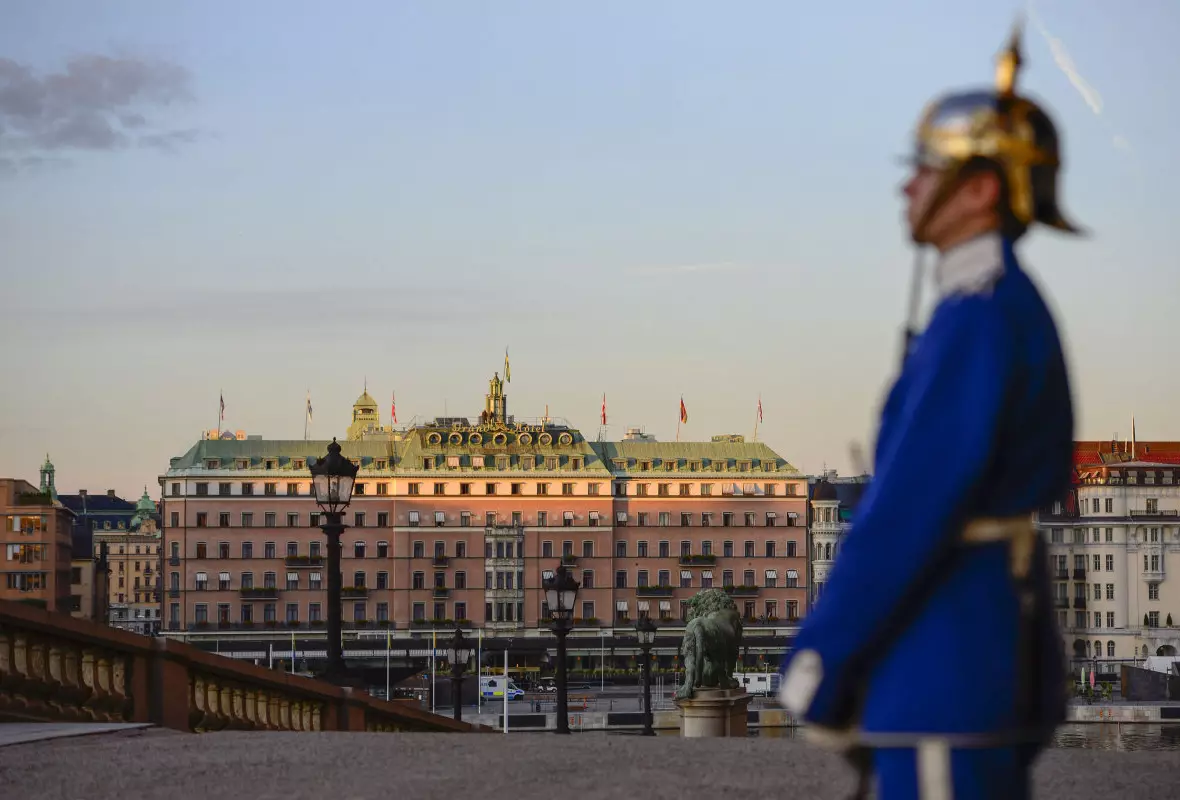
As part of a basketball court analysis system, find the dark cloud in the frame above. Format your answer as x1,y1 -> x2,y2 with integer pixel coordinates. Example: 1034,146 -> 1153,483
0,53 -> 201,171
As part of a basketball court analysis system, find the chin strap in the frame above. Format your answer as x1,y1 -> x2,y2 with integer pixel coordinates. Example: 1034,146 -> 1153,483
899,248 -> 926,370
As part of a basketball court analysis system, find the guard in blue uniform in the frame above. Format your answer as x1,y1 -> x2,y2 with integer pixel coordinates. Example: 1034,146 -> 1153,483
780,24 -> 1080,800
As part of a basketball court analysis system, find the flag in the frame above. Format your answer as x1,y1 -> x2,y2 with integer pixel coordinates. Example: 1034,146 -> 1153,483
391,392 -> 397,425
504,348 -> 511,382
757,395 -> 763,423
601,393 -> 607,426
680,396 -> 688,423
306,391 -> 313,422
219,391 -> 225,421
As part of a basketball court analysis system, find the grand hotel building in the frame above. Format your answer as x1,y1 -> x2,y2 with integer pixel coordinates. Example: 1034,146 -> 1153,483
159,374 -> 809,651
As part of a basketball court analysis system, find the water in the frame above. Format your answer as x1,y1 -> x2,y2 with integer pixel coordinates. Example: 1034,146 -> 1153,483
1052,723 -> 1180,751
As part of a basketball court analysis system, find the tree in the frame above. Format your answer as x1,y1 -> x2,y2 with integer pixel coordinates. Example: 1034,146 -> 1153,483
1144,613 -> 1150,627
1168,614 -> 1174,627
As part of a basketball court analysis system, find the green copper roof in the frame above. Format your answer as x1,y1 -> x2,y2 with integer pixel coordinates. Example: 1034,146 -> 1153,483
590,440 -> 798,474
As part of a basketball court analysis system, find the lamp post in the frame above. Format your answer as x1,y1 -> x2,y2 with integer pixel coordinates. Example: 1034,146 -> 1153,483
635,616 -> 657,736
308,438 -> 358,683
542,564 -> 579,734
447,627 -> 473,723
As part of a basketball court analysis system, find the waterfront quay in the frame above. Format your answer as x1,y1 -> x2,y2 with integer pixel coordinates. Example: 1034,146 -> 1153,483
2,727 -> 1178,799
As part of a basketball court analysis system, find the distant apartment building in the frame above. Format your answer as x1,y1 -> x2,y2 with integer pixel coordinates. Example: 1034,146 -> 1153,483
1038,440 -> 1180,669
159,373 -> 809,642
1,468 -> 74,612
60,486 -> 162,633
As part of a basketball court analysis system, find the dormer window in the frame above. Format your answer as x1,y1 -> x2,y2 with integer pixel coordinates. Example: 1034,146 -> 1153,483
422,457 -> 433,470
204,459 -> 220,469
376,460 -> 387,470
571,457 -> 583,470
641,460 -> 653,471
265,459 -> 277,470
664,460 -> 675,471
1127,471 -> 1138,485
496,456 -> 508,470
293,459 -> 305,470
236,459 -> 249,470
446,456 -> 461,469
1145,472 -> 1156,485
546,457 -> 558,470
713,462 -> 724,472
614,459 -> 627,470
689,461 -> 701,472
739,461 -> 751,472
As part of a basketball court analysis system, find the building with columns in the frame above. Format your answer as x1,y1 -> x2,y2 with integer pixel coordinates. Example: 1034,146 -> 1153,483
1038,440 -> 1180,672
158,373 -> 809,663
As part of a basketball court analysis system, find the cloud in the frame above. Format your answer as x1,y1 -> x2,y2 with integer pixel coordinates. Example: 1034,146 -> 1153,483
0,53 -> 201,172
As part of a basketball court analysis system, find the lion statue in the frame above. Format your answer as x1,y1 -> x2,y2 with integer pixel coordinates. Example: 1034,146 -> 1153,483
675,589 -> 743,699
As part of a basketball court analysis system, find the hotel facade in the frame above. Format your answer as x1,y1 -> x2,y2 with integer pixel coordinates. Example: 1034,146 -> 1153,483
159,374 -> 809,658
1038,440 -> 1180,671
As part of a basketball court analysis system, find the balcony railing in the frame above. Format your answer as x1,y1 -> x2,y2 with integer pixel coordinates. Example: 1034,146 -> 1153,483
1053,570 -> 1069,580
635,585 -> 675,597
1130,508 -> 1179,519
0,598 -> 483,733
560,554 -> 578,566
431,555 -> 449,567
240,587 -> 278,599
679,554 -> 716,566
1054,597 -> 1070,609
285,555 -> 324,568
1073,568 -> 1086,580
341,586 -> 369,599
1073,597 -> 1087,609
724,585 -> 760,597
431,587 -> 450,599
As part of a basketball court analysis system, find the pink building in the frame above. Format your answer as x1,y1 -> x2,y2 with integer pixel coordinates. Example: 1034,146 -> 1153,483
160,375 -> 808,666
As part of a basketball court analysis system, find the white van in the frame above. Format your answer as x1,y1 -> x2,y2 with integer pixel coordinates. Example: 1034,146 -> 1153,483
480,675 -> 525,701
736,672 -> 780,697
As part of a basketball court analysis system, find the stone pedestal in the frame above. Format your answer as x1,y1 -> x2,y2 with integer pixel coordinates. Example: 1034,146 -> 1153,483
674,688 -> 752,738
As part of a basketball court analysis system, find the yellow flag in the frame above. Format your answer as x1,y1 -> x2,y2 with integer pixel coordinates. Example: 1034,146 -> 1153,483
504,348 -> 511,382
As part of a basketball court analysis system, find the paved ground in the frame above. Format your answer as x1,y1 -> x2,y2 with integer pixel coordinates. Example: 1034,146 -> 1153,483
2,728 -> 1178,799
0,723 -> 151,747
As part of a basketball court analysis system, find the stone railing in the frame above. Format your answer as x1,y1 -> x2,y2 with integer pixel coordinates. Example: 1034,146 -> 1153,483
0,599 -> 484,734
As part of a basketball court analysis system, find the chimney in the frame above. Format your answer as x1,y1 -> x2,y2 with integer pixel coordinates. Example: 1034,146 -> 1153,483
107,489 -> 116,498
79,489 -> 87,497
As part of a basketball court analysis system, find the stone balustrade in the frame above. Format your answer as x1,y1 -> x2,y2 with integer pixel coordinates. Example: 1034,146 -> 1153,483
0,599 -> 481,733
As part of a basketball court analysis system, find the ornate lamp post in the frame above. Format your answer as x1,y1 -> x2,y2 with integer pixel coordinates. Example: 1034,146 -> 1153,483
635,616 -> 657,736
542,564 -> 579,734
447,627 -> 473,722
308,438 -> 358,682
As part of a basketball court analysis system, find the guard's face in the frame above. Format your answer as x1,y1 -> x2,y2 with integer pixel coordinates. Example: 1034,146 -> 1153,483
902,164 -> 943,243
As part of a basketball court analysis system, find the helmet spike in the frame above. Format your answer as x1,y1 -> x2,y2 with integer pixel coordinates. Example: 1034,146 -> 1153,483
995,17 -> 1024,98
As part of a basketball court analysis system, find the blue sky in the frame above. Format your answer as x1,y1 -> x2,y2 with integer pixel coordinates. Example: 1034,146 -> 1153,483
1,0 -> 1176,498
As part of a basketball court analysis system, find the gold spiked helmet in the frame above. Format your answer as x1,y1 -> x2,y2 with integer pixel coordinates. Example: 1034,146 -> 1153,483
905,22 -> 1083,237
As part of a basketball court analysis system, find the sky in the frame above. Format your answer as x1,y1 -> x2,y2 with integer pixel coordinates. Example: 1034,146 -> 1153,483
1,0 -> 1177,499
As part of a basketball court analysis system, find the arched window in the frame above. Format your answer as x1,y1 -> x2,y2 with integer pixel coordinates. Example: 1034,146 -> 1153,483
1106,641 -> 1115,657
824,543 -> 832,560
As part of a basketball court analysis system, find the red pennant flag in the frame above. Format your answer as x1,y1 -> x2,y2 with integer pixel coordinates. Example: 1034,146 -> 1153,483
601,394 -> 607,425
757,395 -> 763,423
679,396 -> 688,424
391,392 -> 397,425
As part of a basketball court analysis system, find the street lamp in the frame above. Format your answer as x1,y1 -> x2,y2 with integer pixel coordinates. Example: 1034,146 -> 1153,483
542,564 -> 579,734
447,627 -> 473,723
635,616 -> 657,736
309,437 -> 358,682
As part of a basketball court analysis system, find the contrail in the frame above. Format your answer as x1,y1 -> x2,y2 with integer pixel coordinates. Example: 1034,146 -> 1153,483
1024,0 -> 1141,195
1026,2 -> 1103,115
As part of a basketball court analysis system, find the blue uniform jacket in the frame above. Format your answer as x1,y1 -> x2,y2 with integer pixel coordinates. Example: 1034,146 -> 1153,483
781,232 -> 1073,742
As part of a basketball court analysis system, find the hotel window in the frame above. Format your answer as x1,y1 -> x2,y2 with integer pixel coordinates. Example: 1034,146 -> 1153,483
658,570 -> 670,587
195,572 -> 208,590
408,483 -> 421,495
354,511 -> 366,528
286,572 -> 299,590
409,511 -> 420,527
658,541 -> 669,558
765,541 -> 777,558
765,570 -> 778,588
376,483 -> 388,495
587,483 -> 600,496
196,513 -> 208,528
287,483 -> 299,496
701,570 -> 713,589
241,483 -> 254,496
786,569 -> 799,588
218,512 -> 230,528
218,542 -> 230,559
680,570 -> 692,589
615,600 -> 629,622
434,511 -> 446,527
744,570 -> 755,586
218,572 -> 231,590
264,512 -> 276,527
241,512 -> 254,528
377,512 -> 389,527
564,511 -> 574,527
354,542 -> 366,558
